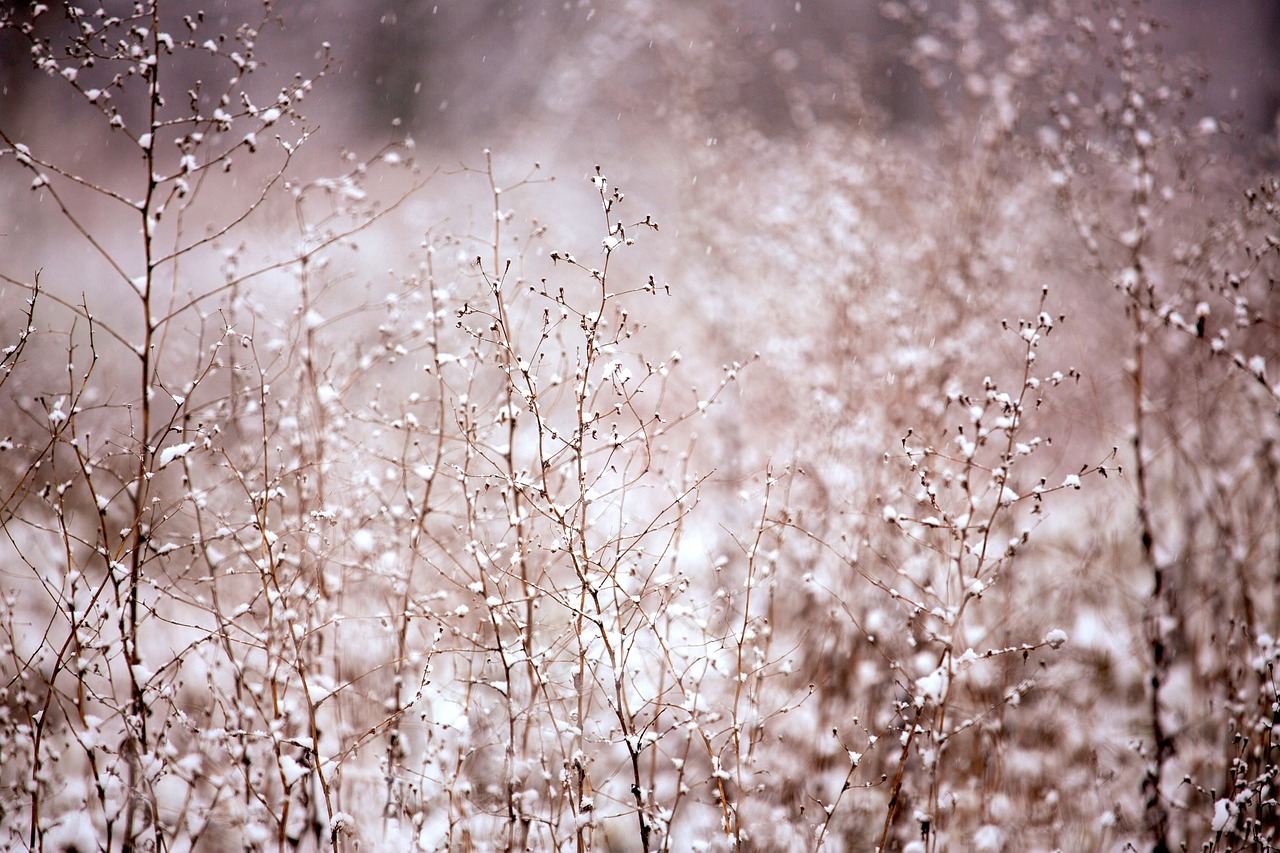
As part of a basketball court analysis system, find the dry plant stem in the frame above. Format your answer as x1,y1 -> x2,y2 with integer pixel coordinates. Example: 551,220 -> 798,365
875,291 -> 1074,852
5,13 -> 415,853
120,14 -> 163,849
25,362 -> 91,849
0,128 -> 134,289
878,697 -> 924,851
921,316 -> 1041,851
1128,217 -> 1172,853
232,350 -> 337,847
1042,13 -> 1184,844
0,275 -> 40,455
1116,31 -> 1171,852
483,152 -> 540,852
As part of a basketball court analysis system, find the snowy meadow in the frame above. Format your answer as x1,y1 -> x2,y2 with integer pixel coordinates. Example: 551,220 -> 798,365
1,2 -> 1278,851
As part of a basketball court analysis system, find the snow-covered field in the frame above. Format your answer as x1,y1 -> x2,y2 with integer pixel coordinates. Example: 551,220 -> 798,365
1,2 -> 1277,851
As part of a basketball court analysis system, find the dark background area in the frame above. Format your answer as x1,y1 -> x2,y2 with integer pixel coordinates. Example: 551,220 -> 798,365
3,0 -> 1277,154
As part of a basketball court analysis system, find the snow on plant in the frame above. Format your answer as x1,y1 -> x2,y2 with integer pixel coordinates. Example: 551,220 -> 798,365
1035,6 -> 1280,849
784,289 -> 1114,852
0,4 -> 763,845
0,2 -> 427,850
874,297 -> 1113,851
2,1 -> 1279,852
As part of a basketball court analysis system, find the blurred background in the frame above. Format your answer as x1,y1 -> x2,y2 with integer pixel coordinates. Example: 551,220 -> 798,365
3,1 -> 1277,174
5,0 -> 1277,462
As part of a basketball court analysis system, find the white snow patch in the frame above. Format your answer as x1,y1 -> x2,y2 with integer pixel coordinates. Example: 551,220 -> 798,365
352,528 -> 375,554
1211,798 -> 1233,833
1043,628 -> 1068,649
915,666 -> 949,706
157,442 -> 195,469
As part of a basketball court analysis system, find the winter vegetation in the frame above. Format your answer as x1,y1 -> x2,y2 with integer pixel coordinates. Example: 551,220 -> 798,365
0,1 -> 1277,851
